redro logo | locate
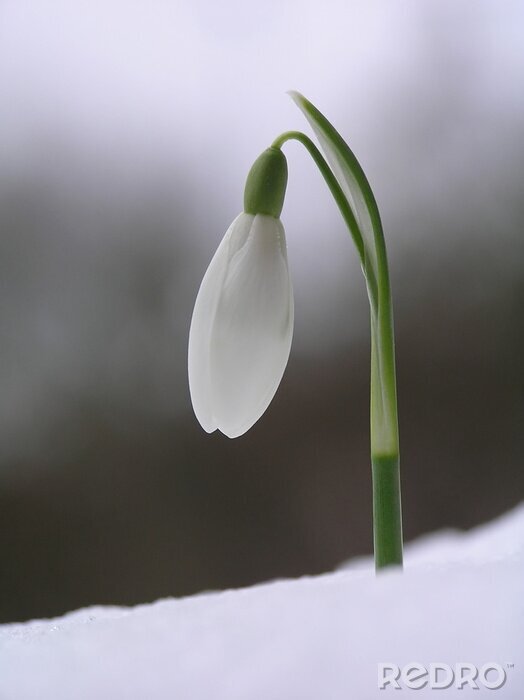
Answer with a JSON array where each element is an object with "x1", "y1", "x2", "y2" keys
[{"x1": 378, "y1": 662, "x2": 507, "y2": 690}]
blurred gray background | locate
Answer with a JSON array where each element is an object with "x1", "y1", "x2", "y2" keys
[{"x1": 0, "y1": 0, "x2": 523, "y2": 622}]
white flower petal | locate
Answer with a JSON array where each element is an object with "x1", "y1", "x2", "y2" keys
[
  {"x1": 188, "y1": 213, "x2": 255, "y2": 433},
  {"x1": 189, "y1": 212, "x2": 293, "y2": 438},
  {"x1": 210, "y1": 215, "x2": 293, "y2": 437}
]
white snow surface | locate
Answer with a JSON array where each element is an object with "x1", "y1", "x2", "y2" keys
[{"x1": 1, "y1": 506, "x2": 522, "y2": 699}]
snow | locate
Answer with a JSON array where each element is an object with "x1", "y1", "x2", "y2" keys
[{"x1": 1, "y1": 506, "x2": 522, "y2": 699}]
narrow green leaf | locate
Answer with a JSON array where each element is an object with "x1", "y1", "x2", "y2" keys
[
  {"x1": 289, "y1": 91, "x2": 381, "y2": 284},
  {"x1": 290, "y1": 91, "x2": 399, "y2": 458},
  {"x1": 286, "y1": 92, "x2": 402, "y2": 567}
]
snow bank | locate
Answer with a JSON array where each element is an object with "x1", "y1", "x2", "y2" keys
[{"x1": 1, "y1": 506, "x2": 522, "y2": 699}]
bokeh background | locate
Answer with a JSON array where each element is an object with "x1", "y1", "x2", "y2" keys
[{"x1": 0, "y1": 0, "x2": 523, "y2": 623}]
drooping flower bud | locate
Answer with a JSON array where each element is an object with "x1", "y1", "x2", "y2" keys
[
  {"x1": 188, "y1": 146, "x2": 293, "y2": 439},
  {"x1": 243, "y1": 147, "x2": 288, "y2": 218}
]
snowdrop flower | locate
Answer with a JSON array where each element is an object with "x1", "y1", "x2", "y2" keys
[
  {"x1": 188, "y1": 147, "x2": 293, "y2": 438},
  {"x1": 188, "y1": 92, "x2": 402, "y2": 570}
]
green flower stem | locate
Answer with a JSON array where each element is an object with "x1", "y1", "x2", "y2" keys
[
  {"x1": 272, "y1": 127, "x2": 402, "y2": 570},
  {"x1": 272, "y1": 130, "x2": 379, "y2": 312},
  {"x1": 272, "y1": 133, "x2": 369, "y2": 282},
  {"x1": 372, "y1": 455, "x2": 403, "y2": 568}
]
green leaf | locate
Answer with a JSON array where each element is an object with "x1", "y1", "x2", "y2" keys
[
  {"x1": 290, "y1": 91, "x2": 399, "y2": 457},
  {"x1": 289, "y1": 91, "x2": 382, "y2": 285}
]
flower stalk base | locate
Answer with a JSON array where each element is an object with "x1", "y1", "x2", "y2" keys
[{"x1": 371, "y1": 455, "x2": 403, "y2": 569}]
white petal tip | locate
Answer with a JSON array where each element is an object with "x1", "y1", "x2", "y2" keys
[
  {"x1": 220, "y1": 428, "x2": 246, "y2": 440},
  {"x1": 192, "y1": 411, "x2": 217, "y2": 435}
]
